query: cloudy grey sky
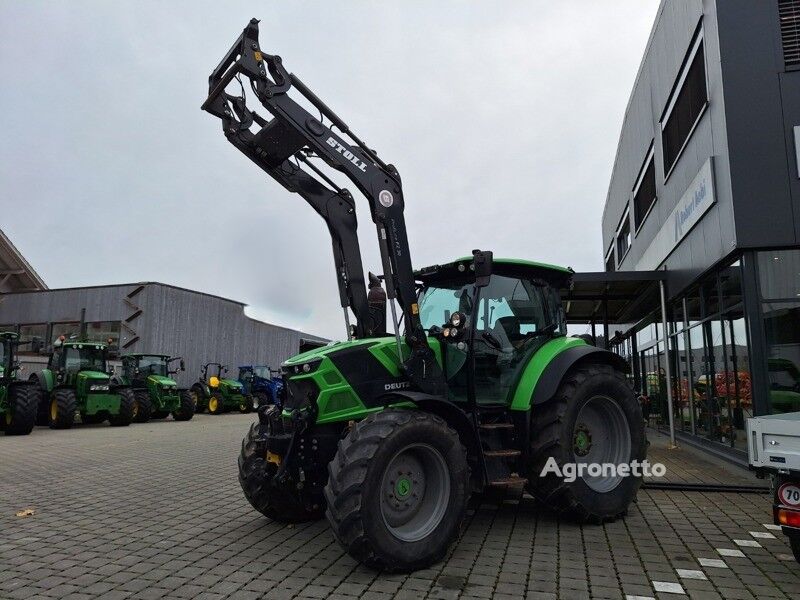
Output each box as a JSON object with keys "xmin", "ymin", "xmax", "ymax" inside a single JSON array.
[{"xmin": 1, "ymin": 1, "xmax": 659, "ymax": 340}]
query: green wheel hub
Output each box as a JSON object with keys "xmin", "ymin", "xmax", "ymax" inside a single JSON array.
[
  {"xmin": 395, "ymin": 477, "xmax": 412, "ymax": 498},
  {"xmin": 573, "ymin": 425, "xmax": 592, "ymax": 456}
]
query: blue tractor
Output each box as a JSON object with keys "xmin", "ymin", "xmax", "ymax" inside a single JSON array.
[{"xmin": 237, "ymin": 365, "xmax": 283, "ymax": 410}]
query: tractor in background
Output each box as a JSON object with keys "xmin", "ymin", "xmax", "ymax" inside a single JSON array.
[
  {"xmin": 116, "ymin": 354, "xmax": 194, "ymax": 422},
  {"xmin": 29, "ymin": 337, "xmax": 134, "ymax": 428},
  {"xmin": 191, "ymin": 362, "xmax": 247, "ymax": 415},
  {"xmin": 0, "ymin": 331, "xmax": 39, "ymax": 436},
  {"xmin": 238, "ymin": 365, "xmax": 283, "ymax": 410}
]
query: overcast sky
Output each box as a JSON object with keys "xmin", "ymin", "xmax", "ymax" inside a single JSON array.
[{"xmin": 0, "ymin": 1, "xmax": 659, "ymax": 340}]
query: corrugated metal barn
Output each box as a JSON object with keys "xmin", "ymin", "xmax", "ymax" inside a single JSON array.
[{"xmin": 0, "ymin": 282, "xmax": 326, "ymax": 387}]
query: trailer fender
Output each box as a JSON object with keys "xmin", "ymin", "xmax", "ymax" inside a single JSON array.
[{"xmin": 511, "ymin": 340, "xmax": 629, "ymax": 410}]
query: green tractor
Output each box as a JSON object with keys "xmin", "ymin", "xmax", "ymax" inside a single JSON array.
[
  {"xmin": 191, "ymin": 362, "xmax": 247, "ymax": 415},
  {"xmin": 0, "ymin": 331, "xmax": 40, "ymax": 436},
  {"xmin": 29, "ymin": 337, "xmax": 134, "ymax": 428},
  {"xmin": 116, "ymin": 354, "xmax": 195, "ymax": 422},
  {"xmin": 205, "ymin": 20, "xmax": 645, "ymax": 572}
]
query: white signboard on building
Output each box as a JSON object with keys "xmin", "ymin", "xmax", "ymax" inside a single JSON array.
[{"xmin": 636, "ymin": 157, "xmax": 716, "ymax": 270}]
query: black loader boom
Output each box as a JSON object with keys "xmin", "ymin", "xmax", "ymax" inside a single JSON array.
[{"xmin": 202, "ymin": 18, "xmax": 445, "ymax": 395}]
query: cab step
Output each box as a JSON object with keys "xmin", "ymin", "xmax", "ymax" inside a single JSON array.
[
  {"xmin": 487, "ymin": 476, "xmax": 527, "ymax": 487},
  {"xmin": 483, "ymin": 449, "xmax": 521, "ymax": 458},
  {"xmin": 479, "ymin": 422, "xmax": 514, "ymax": 430}
]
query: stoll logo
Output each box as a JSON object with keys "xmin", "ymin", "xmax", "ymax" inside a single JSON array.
[
  {"xmin": 674, "ymin": 177, "xmax": 708, "ymax": 242},
  {"xmin": 326, "ymin": 137, "xmax": 367, "ymax": 172}
]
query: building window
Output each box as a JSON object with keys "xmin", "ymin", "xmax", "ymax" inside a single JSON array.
[
  {"xmin": 87, "ymin": 322, "xmax": 121, "ymax": 352},
  {"xmin": 605, "ymin": 246, "xmax": 615, "ymax": 272},
  {"xmin": 615, "ymin": 208, "xmax": 631, "ymax": 263},
  {"xmin": 779, "ymin": 0, "xmax": 800, "ymax": 70},
  {"xmin": 633, "ymin": 147, "xmax": 656, "ymax": 230},
  {"xmin": 661, "ymin": 30, "xmax": 708, "ymax": 176},
  {"xmin": 52, "ymin": 322, "xmax": 80, "ymax": 344},
  {"xmin": 19, "ymin": 324, "xmax": 47, "ymax": 354}
]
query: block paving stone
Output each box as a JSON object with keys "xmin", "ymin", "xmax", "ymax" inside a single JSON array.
[{"xmin": 1, "ymin": 416, "xmax": 799, "ymax": 599}]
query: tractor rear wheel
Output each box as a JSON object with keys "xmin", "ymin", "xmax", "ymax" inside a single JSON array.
[
  {"xmin": 238, "ymin": 398, "xmax": 252, "ymax": 413},
  {"xmin": 132, "ymin": 390, "xmax": 152, "ymax": 423},
  {"xmin": 4, "ymin": 385, "xmax": 36, "ymax": 435},
  {"xmin": 191, "ymin": 386, "xmax": 204, "ymax": 414},
  {"xmin": 526, "ymin": 363, "xmax": 645, "ymax": 524},
  {"xmin": 238, "ymin": 421, "xmax": 324, "ymax": 522},
  {"xmin": 208, "ymin": 395, "xmax": 223, "ymax": 415},
  {"xmin": 173, "ymin": 391, "xmax": 195, "ymax": 421},
  {"xmin": 49, "ymin": 389, "xmax": 76, "ymax": 429},
  {"xmin": 325, "ymin": 409, "xmax": 470, "ymax": 572},
  {"xmin": 109, "ymin": 389, "xmax": 135, "ymax": 426}
]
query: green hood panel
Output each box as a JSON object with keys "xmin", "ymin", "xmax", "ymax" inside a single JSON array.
[
  {"xmin": 78, "ymin": 371, "xmax": 110, "ymax": 382},
  {"xmin": 283, "ymin": 336, "xmax": 442, "ymax": 373},
  {"xmin": 219, "ymin": 378, "xmax": 243, "ymax": 391},
  {"xmin": 147, "ymin": 375, "xmax": 177, "ymax": 387}
]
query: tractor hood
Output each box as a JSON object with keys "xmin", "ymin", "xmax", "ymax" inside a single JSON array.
[
  {"xmin": 219, "ymin": 378, "xmax": 243, "ymax": 391},
  {"xmin": 78, "ymin": 370, "xmax": 110, "ymax": 382},
  {"xmin": 148, "ymin": 375, "xmax": 177, "ymax": 388}
]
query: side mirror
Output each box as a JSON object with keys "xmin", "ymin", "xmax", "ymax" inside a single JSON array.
[{"xmin": 472, "ymin": 249, "xmax": 493, "ymax": 287}]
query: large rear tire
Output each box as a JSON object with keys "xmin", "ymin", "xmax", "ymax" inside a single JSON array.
[
  {"xmin": 172, "ymin": 390, "xmax": 195, "ymax": 421},
  {"xmin": 4, "ymin": 385, "xmax": 36, "ymax": 435},
  {"xmin": 238, "ymin": 421, "xmax": 324, "ymax": 522},
  {"xmin": 49, "ymin": 388, "xmax": 76, "ymax": 430},
  {"xmin": 526, "ymin": 362, "xmax": 646, "ymax": 523},
  {"xmin": 325, "ymin": 409, "xmax": 470, "ymax": 572},
  {"xmin": 109, "ymin": 388, "xmax": 135, "ymax": 427},
  {"xmin": 132, "ymin": 390, "xmax": 152, "ymax": 423}
]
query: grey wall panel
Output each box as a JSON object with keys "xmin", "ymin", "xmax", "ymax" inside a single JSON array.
[{"xmin": 0, "ymin": 283, "xmax": 326, "ymax": 389}]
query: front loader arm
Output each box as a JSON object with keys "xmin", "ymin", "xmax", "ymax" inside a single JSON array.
[{"xmin": 202, "ymin": 19, "xmax": 445, "ymax": 395}]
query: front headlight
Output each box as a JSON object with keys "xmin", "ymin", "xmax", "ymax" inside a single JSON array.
[{"xmin": 90, "ymin": 384, "xmax": 110, "ymax": 392}]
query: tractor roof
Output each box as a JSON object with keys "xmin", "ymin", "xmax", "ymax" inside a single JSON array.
[
  {"xmin": 61, "ymin": 340, "xmax": 107, "ymax": 349},
  {"xmin": 123, "ymin": 353, "xmax": 170, "ymax": 359},
  {"xmin": 415, "ymin": 257, "xmax": 573, "ymax": 285}
]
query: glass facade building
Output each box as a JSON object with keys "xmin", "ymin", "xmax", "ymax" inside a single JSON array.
[{"xmin": 601, "ymin": 2, "xmax": 800, "ymax": 459}]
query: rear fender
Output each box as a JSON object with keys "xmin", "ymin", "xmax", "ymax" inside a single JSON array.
[
  {"xmin": 525, "ymin": 345, "xmax": 629, "ymax": 408},
  {"xmin": 29, "ymin": 370, "xmax": 54, "ymax": 394}
]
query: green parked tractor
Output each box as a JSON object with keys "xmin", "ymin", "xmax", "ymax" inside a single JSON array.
[
  {"xmin": 191, "ymin": 362, "xmax": 247, "ymax": 415},
  {"xmin": 29, "ymin": 337, "xmax": 134, "ymax": 429},
  {"xmin": 206, "ymin": 20, "xmax": 646, "ymax": 572},
  {"xmin": 116, "ymin": 354, "xmax": 195, "ymax": 422},
  {"xmin": 0, "ymin": 332, "xmax": 40, "ymax": 436}
]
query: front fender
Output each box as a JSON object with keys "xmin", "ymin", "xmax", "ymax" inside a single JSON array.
[
  {"xmin": 29, "ymin": 369, "xmax": 54, "ymax": 394},
  {"xmin": 511, "ymin": 340, "xmax": 628, "ymax": 411}
]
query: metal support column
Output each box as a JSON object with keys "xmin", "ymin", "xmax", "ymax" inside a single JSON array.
[{"xmin": 659, "ymin": 279, "xmax": 676, "ymax": 447}]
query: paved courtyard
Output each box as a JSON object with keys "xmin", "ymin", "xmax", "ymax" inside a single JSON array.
[{"xmin": 1, "ymin": 414, "xmax": 798, "ymax": 600}]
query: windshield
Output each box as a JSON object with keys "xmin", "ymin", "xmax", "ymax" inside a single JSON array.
[
  {"xmin": 65, "ymin": 346, "xmax": 106, "ymax": 373},
  {"xmin": 138, "ymin": 356, "xmax": 168, "ymax": 377},
  {"xmin": 418, "ymin": 275, "xmax": 565, "ymax": 339},
  {"xmin": 253, "ymin": 366, "xmax": 271, "ymax": 378}
]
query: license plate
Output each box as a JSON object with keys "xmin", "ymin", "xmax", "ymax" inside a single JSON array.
[{"xmin": 266, "ymin": 451, "xmax": 282, "ymax": 466}]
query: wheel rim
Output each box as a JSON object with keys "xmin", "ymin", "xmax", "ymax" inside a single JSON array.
[
  {"xmin": 379, "ymin": 443, "xmax": 450, "ymax": 542},
  {"xmin": 209, "ymin": 397, "xmax": 218, "ymax": 412},
  {"xmin": 50, "ymin": 399, "xmax": 58, "ymax": 421},
  {"xmin": 573, "ymin": 395, "xmax": 631, "ymax": 493}
]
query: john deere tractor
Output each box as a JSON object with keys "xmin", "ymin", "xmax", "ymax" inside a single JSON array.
[
  {"xmin": 238, "ymin": 365, "xmax": 284, "ymax": 411},
  {"xmin": 29, "ymin": 337, "xmax": 134, "ymax": 428},
  {"xmin": 0, "ymin": 331, "xmax": 39, "ymax": 436},
  {"xmin": 116, "ymin": 354, "xmax": 195, "ymax": 422},
  {"xmin": 205, "ymin": 20, "xmax": 645, "ymax": 572},
  {"xmin": 191, "ymin": 363, "xmax": 247, "ymax": 415}
]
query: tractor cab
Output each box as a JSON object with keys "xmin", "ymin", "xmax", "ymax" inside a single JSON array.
[
  {"xmin": 0, "ymin": 331, "xmax": 18, "ymax": 378},
  {"xmin": 415, "ymin": 257, "xmax": 572, "ymax": 406},
  {"xmin": 121, "ymin": 354, "xmax": 184, "ymax": 388},
  {"xmin": 118, "ymin": 353, "xmax": 191, "ymax": 423},
  {"xmin": 49, "ymin": 338, "xmax": 111, "ymax": 382}
]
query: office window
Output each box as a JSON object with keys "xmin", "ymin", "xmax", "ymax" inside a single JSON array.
[
  {"xmin": 633, "ymin": 149, "xmax": 656, "ymax": 229},
  {"xmin": 779, "ymin": 0, "xmax": 800, "ymax": 70},
  {"xmin": 605, "ymin": 246, "xmax": 615, "ymax": 272},
  {"xmin": 662, "ymin": 33, "xmax": 708, "ymax": 175},
  {"xmin": 616, "ymin": 212, "xmax": 631, "ymax": 261}
]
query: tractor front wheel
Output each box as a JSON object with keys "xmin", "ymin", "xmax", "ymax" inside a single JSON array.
[
  {"xmin": 132, "ymin": 390, "xmax": 152, "ymax": 423},
  {"xmin": 172, "ymin": 390, "xmax": 195, "ymax": 421},
  {"xmin": 207, "ymin": 395, "xmax": 223, "ymax": 415},
  {"xmin": 325, "ymin": 409, "xmax": 470, "ymax": 572},
  {"xmin": 238, "ymin": 397, "xmax": 252, "ymax": 413},
  {"xmin": 4, "ymin": 385, "xmax": 37, "ymax": 435},
  {"xmin": 49, "ymin": 389, "xmax": 76, "ymax": 429},
  {"xmin": 238, "ymin": 421, "xmax": 324, "ymax": 522},
  {"xmin": 191, "ymin": 386, "xmax": 204, "ymax": 414},
  {"xmin": 109, "ymin": 389, "xmax": 135, "ymax": 426},
  {"xmin": 526, "ymin": 363, "xmax": 646, "ymax": 524}
]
